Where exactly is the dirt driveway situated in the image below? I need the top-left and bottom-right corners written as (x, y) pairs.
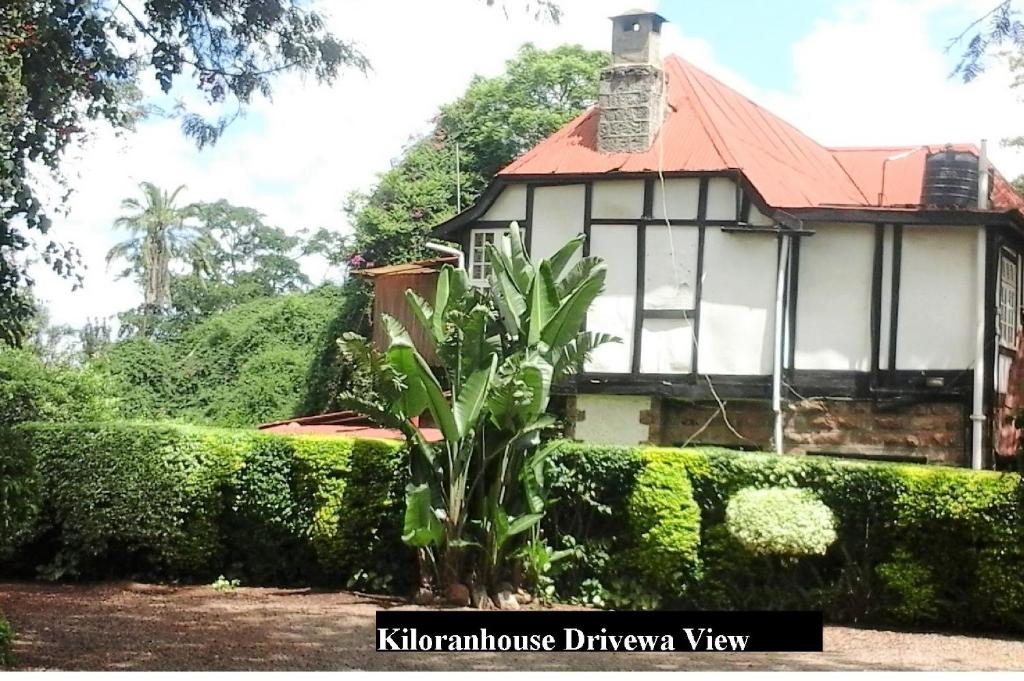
top-left (1, 581), bottom-right (1021, 671)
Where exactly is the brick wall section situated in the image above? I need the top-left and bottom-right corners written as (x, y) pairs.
top-left (783, 399), bottom-right (966, 465)
top-left (567, 395), bottom-right (968, 466)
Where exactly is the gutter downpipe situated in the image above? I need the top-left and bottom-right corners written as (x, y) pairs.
top-left (971, 141), bottom-right (990, 470)
top-left (425, 241), bottom-right (465, 271)
top-left (773, 231), bottom-right (792, 455)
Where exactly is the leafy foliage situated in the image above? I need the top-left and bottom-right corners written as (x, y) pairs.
top-left (96, 287), bottom-right (345, 426)
top-left (0, 609), bottom-right (12, 667)
top-left (0, 347), bottom-right (115, 425)
top-left (625, 451), bottom-right (702, 600)
top-left (0, 422), bottom-right (408, 588)
top-left (107, 182), bottom-right (202, 323)
top-left (544, 442), bottom-right (1024, 633)
top-left (346, 44), bottom-right (607, 266)
top-left (337, 223), bottom-right (615, 594)
top-left (725, 487), bottom-right (837, 557)
top-left (0, 0), bottom-right (367, 345)
top-left (949, 1), bottom-right (1023, 81)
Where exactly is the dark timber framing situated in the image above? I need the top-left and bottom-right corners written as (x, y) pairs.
top-left (869, 223), bottom-right (885, 388)
top-left (432, 174), bottom-right (996, 428)
top-left (631, 180), bottom-right (654, 374)
top-left (887, 225), bottom-right (903, 376)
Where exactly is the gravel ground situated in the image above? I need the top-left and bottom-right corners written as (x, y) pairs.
top-left (1, 581), bottom-right (1022, 671)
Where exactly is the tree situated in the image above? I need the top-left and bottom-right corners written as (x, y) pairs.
top-left (166, 200), bottom-right (312, 324)
top-left (347, 44), bottom-right (608, 266)
top-left (0, 0), bottom-right (562, 347)
top-left (302, 43), bottom-right (606, 417)
top-left (107, 182), bottom-right (204, 323)
top-left (338, 223), bottom-right (617, 601)
top-left (949, 1), bottom-right (1024, 81)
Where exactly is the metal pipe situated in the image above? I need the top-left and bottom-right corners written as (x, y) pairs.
top-left (773, 233), bottom-right (791, 455)
top-left (425, 241), bottom-right (465, 271)
top-left (971, 140), bottom-right (990, 470)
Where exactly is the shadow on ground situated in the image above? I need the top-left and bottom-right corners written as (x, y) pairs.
top-left (1, 581), bottom-right (1020, 671)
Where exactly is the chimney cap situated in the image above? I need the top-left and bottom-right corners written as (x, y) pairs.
top-left (609, 9), bottom-right (668, 28)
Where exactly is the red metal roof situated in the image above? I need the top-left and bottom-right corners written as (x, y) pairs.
top-left (258, 411), bottom-right (443, 443)
top-left (499, 55), bottom-right (1024, 214)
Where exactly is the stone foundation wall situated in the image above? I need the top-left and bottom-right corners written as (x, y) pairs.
top-left (566, 394), bottom-right (969, 466)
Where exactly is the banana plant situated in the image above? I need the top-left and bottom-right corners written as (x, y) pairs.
top-left (336, 223), bottom-right (619, 595)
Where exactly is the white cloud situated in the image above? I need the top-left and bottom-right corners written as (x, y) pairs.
top-left (26, 0), bottom-right (1024, 328)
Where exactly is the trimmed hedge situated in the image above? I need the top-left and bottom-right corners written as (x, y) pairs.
top-left (4, 427), bottom-right (1023, 634)
top-left (0, 422), bottom-right (410, 589)
top-left (548, 442), bottom-right (1024, 633)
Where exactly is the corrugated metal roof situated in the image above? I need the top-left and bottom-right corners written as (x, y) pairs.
top-left (351, 256), bottom-right (457, 278)
top-left (258, 410), bottom-right (443, 443)
top-left (499, 55), bottom-right (1024, 215)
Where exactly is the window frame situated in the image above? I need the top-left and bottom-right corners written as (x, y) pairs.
top-left (468, 227), bottom-right (508, 285)
top-left (997, 248), bottom-right (1021, 350)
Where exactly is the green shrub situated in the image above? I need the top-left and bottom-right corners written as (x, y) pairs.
top-left (0, 348), bottom-right (115, 425)
top-left (544, 442), bottom-right (1024, 634)
top-left (626, 450), bottom-right (701, 595)
top-left (875, 548), bottom-right (938, 624)
top-left (96, 287), bottom-right (346, 427)
top-left (725, 487), bottom-right (836, 557)
top-left (0, 422), bottom-right (409, 588)
top-left (0, 610), bottom-right (13, 667)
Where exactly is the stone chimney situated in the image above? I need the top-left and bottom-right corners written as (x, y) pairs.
top-left (597, 11), bottom-right (668, 154)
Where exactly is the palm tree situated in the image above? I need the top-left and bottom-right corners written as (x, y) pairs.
top-left (106, 182), bottom-right (206, 313)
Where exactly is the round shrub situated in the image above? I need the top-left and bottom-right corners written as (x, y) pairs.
top-left (626, 452), bottom-right (702, 594)
top-left (725, 487), bottom-right (836, 557)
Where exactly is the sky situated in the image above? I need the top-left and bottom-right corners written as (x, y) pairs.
top-left (25, 0), bottom-right (1024, 328)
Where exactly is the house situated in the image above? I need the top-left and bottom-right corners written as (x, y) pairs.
top-left (370, 11), bottom-right (1024, 468)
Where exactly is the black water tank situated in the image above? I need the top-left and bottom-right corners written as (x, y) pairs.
top-left (923, 148), bottom-right (979, 208)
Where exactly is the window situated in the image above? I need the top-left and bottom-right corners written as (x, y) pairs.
top-left (469, 228), bottom-right (506, 284)
top-left (998, 251), bottom-right (1020, 348)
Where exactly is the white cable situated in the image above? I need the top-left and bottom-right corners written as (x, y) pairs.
top-left (654, 62), bottom-right (750, 446)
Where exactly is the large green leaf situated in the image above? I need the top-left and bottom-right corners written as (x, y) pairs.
top-left (405, 290), bottom-right (437, 351)
top-left (526, 261), bottom-right (559, 346)
top-left (505, 222), bottom-right (534, 293)
top-left (518, 354), bottom-right (553, 422)
top-left (432, 267), bottom-right (452, 340)
top-left (507, 512), bottom-right (543, 537)
top-left (382, 314), bottom-right (414, 349)
top-left (487, 247), bottom-right (526, 338)
top-left (541, 264), bottom-right (607, 348)
top-left (412, 350), bottom-right (459, 443)
top-left (546, 233), bottom-right (586, 280)
top-left (453, 355), bottom-right (497, 437)
top-left (402, 483), bottom-right (444, 548)
top-left (556, 256), bottom-right (603, 298)
top-left (386, 345), bottom-right (428, 419)
top-left (553, 331), bottom-right (621, 380)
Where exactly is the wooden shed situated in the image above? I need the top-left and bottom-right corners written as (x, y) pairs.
top-left (352, 256), bottom-right (457, 365)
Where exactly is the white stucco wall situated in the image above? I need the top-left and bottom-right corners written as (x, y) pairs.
top-left (706, 177), bottom-right (739, 221)
top-left (641, 318), bottom-right (694, 373)
top-left (592, 180), bottom-right (644, 219)
top-left (794, 223), bottom-right (874, 370)
top-left (531, 184), bottom-right (585, 262)
top-left (896, 225), bottom-right (979, 370)
top-left (697, 228), bottom-right (777, 375)
top-left (585, 224), bottom-right (637, 373)
top-left (644, 225), bottom-right (700, 309)
top-left (652, 178), bottom-right (701, 219)
top-left (481, 184), bottom-right (527, 222)
top-left (573, 394), bottom-right (651, 445)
